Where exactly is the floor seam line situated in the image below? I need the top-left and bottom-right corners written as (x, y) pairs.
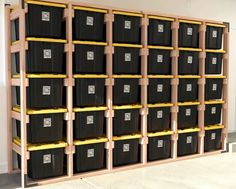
top-left (82, 178), bottom-right (102, 189)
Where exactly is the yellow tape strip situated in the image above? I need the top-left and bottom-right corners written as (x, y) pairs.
top-left (177, 102), bottom-right (200, 106)
top-left (178, 128), bottom-right (200, 134)
top-left (113, 74), bottom-right (142, 79)
top-left (11, 40), bottom-right (19, 45)
top-left (73, 6), bottom-right (108, 13)
top-left (179, 19), bottom-right (202, 25)
top-left (113, 134), bottom-right (142, 141)
top-left (113, 43), bottom-right (143, 48)
top-left (25, 0), bottom-right (66, 8)
top-left (73, 40), bottom-right (107, 46)
top-left (205, 125), bottom-right (224, 130)
top-left (205, 75), bottom-right (226, 79)
top-left (148, 15), bottom-right (174, 21)
top-left (178, 47), bottom-right (202, 52)
top-left (113, 11), bottom-right (143, 17)
top-left (148, 45), bottom-right (174, 50)
top-left (177, 75), bottom-right (201, 78)
top-left (148, 75), bottom-right (173, 79)
top-left (148, 130), bottom-right (174, 137)
top-left (26, 37), bottom-right (67, 43)
top-left (206, 23), bottom-right (226, 28)
top-left (74, 138), bottom-right (108, 145)
top-left (12, 74), bottom-right (67, 79)
top-left (73, 74), bottom-right (108, 78)
top-left (74, 106), bottom-right (107, 112)
top-left (13, 106), bottom-right (67, 115)
top-left (205, 100), bottom-right (225, 105)
top-left (113, 105), bottom-right (142, 110)
top-left (205, 49), bottom-right (226, 53)
top-left (147, 103), bottom-right (173, 108)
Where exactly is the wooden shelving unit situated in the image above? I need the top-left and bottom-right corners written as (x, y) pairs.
top-left (5, 0), bottom-right (229, 188)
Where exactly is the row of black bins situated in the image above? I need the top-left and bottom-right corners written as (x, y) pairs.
top-left (15, 3), bottom-right (224, 49)
top-left (18, 126), bottom-right (223, 179)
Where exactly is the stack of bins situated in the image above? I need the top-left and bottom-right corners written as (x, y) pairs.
top-left (112, 10), bottom-right (143, 167)
top-left (147, 15), bottom-right (175, 162)
top-left (13, 1), bottom-right (68, 179)
top-left (72, 6), bottom-right (108, 173)
top-left (204, 23), bottom-right (226, 152)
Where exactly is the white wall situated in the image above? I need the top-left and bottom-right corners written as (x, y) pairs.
top-left (0, 0), bottom-right (236, 173)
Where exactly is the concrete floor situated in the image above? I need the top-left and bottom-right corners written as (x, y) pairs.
top-left (1, 153), bottom-right (236, 189)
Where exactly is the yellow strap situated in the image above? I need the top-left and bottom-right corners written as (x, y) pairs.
top-left (148, 15), bottom-right (174, 21)
top-left (73, 6), bottom-right (108, 13)
top-left (113, 134), bottom-right (142, 141)
top-left (113, 11), bottom-right (143, 17)
top-left (74, 138), bottom-right (108, 145)
top-left (179, 19), bottom-right (202, 25)
top-left (177, 102), bottom-right (200, 106)
top-left (113, 43), bottom-right (143, 48)
top-left (148, 75), bottom-right (173, 79)
top-left (148, 45), bottom-right (174, 50)
top-left (11, 40), bottom-right (19, 45)
top-left (12, 74), bottom-right (67, 78)
top-left (205, 125), bottom-right (224, 130)
top-left (148, 130), bottom-right (174, 137)
top-left (73, 74), bottom-right (108, 78)
top-left (26, 37), bottom-right (67, 43)
top-left (205, 49), bottom-right (226, 53)
top-left (205, 75), bottom-right (226, 79)
top-left (113, 74), bottom-right (142, 79)
top-left (113, 105), bottom-right (142, 110)
top-left (74, 106), bottom-right (107, 112)
top-left (177, 75), bottom-right (201, 78)
top-left (25, 0), bottom-right (66, 8)
top-left (178, 128), bottom-right (200, 134)
top-left (73, 40), bottom-right (107, 46)
top-left (206, 23), bottom-right (226, 28)
top-left (205, 100), bottom-right (225, 105)
top-left (178, 47), bottom-right (202, 52)
top-left (13, 106), bottom-right (67, 115)
top-left (147, 103), bottom-right (173, 108)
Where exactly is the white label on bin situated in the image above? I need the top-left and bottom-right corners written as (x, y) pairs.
top-left (186, 84), bottom-right (192, 92)
top-left (42, 86), bottom-right (51, 95)
top-left (43, 118), bottom-right (52, 128)
top-left (43, 154), bottom-right (52, 164)
top-left (86, 16), bottom-right (94, 26)
top-left (157, 140), bottom-right (164, 148)
top-left (158, 24), bottom-right (164, 33)
top-left (187, 56), bottom-right (193, 64)
top-left (186, 108), bottom-right (191, 116)
top-left (186, 136), bottom-right (192, 144)
top-left (123, 85), bottom-right (130, 93)
top-left (212, 84), bottom-right (217, 91)
top-left (157, 110), bottom-right (163, 119)
top-left (123, 144), bottom-right (130, 152)
top-left (187, 27), bottom-right (193, 36)
top-left (125, 53), bottom-right (131, 62)
top-left (88, 85), bottom-right (95, 94)
top-left (211, 107), bottom-right (216, 114)
top-left (212, 57), bottom-right (217, 65)
top-left (124, 20), bottom-right (131, 29)
top-left (87, 51), bottom-right (94, 61)
top-left (87, 149), bottom-right (95, 158)
top-left (157, 54), bottom-right (163, 63)
top-left (212, 30), bottom-right (217, 38)
top-left (43, 49), bottom-right (51, 59)
top-left (42, 11), bottom-right (50, 22)
top-left (211, 133), bottom-right (216, 140)
top-left (86, 115), bottom-right (94, 125)
top-left (124, 112), bottom-right (131, 121)
top-left (157, 84), bottom-right (163, 92)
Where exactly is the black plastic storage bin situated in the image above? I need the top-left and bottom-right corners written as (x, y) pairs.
top-left (179, 22), bottom-right (200, 48)
top-left (113, 78), bottom-right (140, 105)
top-left (178, 104), bottom-right (198, 129)
top-left (177, 130), bottom-right (198, 156)
top-left (205, 26), bottom-right (224, 49)
top-left (73, 8), bottom-right (107, 41)
top-left (148, 133), bottom-right (172, 161)
top-left (15, 3), bottom-right (65, 39)
top-left (178, 78), bottom-right (198, 102)
top-left (113, 106), bottom-right (140, 136)
top-left (74, 139), bottom-right (106, 173)
top-left (74, 108), bottom-right (106, 140)
top-left (17, 140), bottom-right (66, 179)
top-left (113, 137), bottom-right (140, 167)
top-left (74, 44), bottom-right (106, 74)
top-left (16, 77), bottom-right (64, 109)
top-left (178, 50), bottom-right (199, 75)
top-left (15, 41), bottom-right (65, 74)
top-left (113, 46), bottom-right (141, 74)
top-left (74, 77), bottom-right (106, 107)
top-left (113, 12), bottom-right (142, 44)
top-left (15, 110), bottom-right (65, 143)
top-left (204, 127), bottom-right (222, 152)
top-left (148, 49), bottom-right (172, 75)
top-left (148, 18), bottom-right (172, 46)
top-left (148, 78), bottom-right (171, 103)
top-left (204, 103), bottom-right (222, 125)
top-left (205, 78), bottom-right (223, 100)
top-left (205, 52), bottom-right (223, 74)
top-left (147, 106), bottom-right (171, 132)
